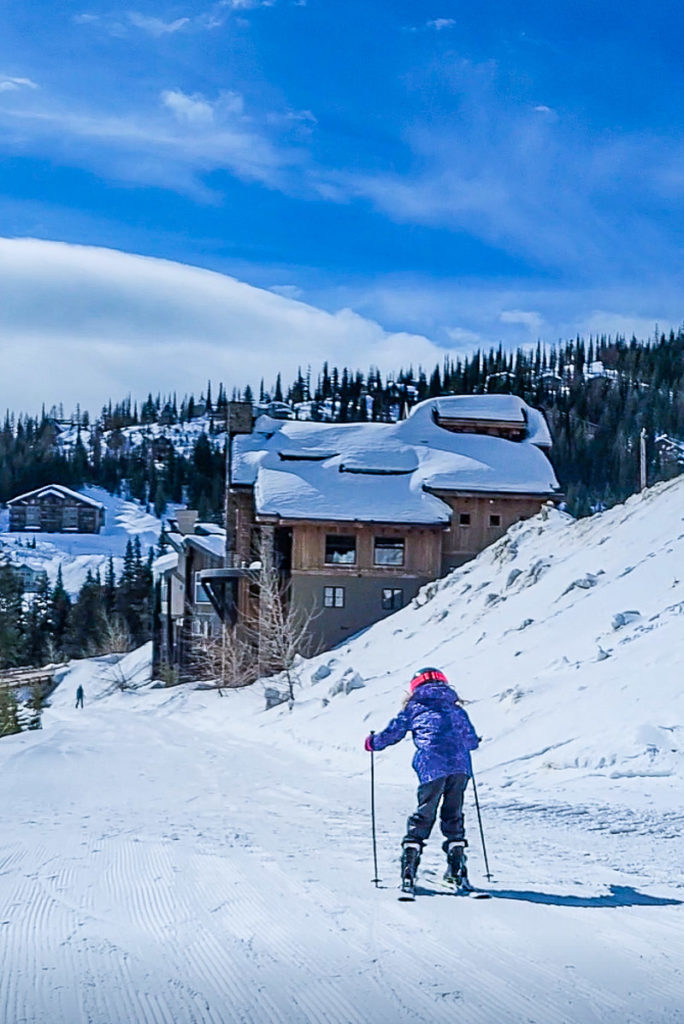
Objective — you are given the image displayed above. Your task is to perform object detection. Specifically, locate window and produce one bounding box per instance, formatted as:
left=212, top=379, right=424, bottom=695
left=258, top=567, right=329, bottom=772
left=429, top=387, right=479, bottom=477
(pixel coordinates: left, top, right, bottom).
left=489, top=514, right=501, bottom=528
left=26, top=506, right=40, bottom=528
left=374, top=536, right=405, bottom=566
left=63, top=507, right=79, bottom=530
left=459, top=513, right=471, bottom=526
left=382, top=588, right=404, bottom=611
left=325, top=534, right=356, bottom=565
left=194, top=577, right=211, bottom=604
left=324, top=586, right=345, bottom=608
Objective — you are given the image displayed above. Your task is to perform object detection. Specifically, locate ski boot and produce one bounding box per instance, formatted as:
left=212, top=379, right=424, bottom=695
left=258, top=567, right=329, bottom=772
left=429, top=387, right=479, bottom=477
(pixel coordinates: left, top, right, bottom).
left=444, top=840, right=469, bottom=888
left=400, top=841, right=422, bottom=898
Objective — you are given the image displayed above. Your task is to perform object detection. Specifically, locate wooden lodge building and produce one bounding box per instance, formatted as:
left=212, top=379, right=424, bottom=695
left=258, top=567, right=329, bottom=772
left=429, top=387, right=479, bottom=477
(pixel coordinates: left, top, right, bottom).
left=157, top=395, right=560, bottom=667
left=8, top=485, right=105, bottom=534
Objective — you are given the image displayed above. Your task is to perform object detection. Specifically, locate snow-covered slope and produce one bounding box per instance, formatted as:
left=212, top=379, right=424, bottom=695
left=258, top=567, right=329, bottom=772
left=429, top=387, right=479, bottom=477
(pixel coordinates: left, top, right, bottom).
left=0, top=486, right=162, bottom=595
left=0, top=480, right=682, bottom=1023
left=286, top=474, right=684, bottom=813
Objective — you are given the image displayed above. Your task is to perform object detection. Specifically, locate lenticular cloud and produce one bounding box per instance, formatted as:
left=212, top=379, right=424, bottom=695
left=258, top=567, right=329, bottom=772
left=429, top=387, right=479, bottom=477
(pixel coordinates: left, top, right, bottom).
left=0, top=237, right=443, bottom=413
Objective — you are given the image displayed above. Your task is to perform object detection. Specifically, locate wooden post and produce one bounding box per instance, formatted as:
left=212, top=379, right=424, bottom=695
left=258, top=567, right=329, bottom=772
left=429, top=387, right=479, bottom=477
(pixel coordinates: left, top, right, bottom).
left=640, top=428, right=647, bottom=491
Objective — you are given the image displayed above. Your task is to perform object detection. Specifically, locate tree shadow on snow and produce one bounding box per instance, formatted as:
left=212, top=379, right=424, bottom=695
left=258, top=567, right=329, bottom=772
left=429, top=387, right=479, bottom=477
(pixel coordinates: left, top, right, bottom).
left=482, top=884, right=681, bottom=908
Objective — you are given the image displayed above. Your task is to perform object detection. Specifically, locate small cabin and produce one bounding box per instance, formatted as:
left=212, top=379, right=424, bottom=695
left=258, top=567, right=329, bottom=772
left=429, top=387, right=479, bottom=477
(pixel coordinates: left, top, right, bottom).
left=8, top=485, right=105, bottom=534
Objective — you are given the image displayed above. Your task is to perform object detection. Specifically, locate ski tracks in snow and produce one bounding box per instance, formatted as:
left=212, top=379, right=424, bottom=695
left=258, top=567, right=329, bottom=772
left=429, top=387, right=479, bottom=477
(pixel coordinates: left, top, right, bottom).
left=0, top=701, right=682, bottom=1023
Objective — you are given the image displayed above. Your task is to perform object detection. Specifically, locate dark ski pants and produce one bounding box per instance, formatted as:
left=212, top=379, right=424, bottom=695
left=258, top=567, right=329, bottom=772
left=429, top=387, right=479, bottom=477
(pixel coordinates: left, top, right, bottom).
left=403, top=772, right=469, bottom=850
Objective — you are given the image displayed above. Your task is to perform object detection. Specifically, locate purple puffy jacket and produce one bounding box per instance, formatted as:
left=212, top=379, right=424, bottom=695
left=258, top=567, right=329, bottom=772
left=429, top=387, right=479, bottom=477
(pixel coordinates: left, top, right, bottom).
left=371, top=682, right=479, bottom=784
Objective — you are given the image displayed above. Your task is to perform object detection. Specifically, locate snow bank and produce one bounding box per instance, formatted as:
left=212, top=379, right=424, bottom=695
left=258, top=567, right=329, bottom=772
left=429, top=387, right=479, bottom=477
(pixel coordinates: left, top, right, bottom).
left=251, top=475, right=684, bottom=812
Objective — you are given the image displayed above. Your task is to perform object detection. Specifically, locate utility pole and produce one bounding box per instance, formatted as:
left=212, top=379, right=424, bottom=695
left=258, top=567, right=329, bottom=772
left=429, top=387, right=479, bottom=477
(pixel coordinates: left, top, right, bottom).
left=224, top=403, right=234, bottom=568
left=640, top=428, right=647, bottom=491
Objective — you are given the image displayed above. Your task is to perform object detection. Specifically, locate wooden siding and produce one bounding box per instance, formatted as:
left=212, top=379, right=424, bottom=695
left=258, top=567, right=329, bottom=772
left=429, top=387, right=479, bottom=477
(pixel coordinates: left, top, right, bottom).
left=433, top=491, right=547, bottom=573
left=289, top=521, right=443, bottom=578
left=435, top=415, right=526, bottom=442
left=9, top=493, right=104, bottom=533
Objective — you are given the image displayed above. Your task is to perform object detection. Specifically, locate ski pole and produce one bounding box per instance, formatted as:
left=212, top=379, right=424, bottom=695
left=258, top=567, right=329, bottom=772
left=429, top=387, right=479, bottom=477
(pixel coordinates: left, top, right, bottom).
left=369, top=731, right=380, bottom=886
left=471, top=768, right=492, bottom=882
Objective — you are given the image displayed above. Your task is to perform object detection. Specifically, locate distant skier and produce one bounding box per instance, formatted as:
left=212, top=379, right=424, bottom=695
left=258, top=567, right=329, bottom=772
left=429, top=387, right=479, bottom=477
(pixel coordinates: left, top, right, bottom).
left=364, top=667, right=480, bottom=892
left=75, top=685, right=84, bottom=709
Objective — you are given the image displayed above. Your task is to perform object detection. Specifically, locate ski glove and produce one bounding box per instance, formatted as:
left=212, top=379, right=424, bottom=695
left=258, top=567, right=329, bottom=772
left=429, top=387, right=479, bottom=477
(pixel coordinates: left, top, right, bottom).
left=364, top=735, right=374, bottom=752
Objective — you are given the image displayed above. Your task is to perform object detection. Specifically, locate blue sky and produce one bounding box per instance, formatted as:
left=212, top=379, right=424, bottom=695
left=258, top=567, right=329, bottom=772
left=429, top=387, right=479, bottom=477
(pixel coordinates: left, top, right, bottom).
left=1, top=1, right=683, bottom=408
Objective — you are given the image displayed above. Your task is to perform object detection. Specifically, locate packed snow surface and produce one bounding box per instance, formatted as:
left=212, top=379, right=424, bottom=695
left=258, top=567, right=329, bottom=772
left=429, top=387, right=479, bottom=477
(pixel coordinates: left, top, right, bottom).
left=1, top=479, right=683, bottom=1022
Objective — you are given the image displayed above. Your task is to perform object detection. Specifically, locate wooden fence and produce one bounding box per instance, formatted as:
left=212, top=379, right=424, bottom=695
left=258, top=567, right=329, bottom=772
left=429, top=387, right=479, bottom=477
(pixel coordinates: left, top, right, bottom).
left=0, top=665, right=62, bottom=691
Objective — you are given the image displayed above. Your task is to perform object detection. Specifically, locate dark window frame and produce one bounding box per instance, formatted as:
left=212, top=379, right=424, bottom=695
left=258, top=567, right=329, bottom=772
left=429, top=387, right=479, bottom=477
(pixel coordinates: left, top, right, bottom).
left=324, top=585, right=345, bottom=608
left=458, top=513, right=471, bottom=526
left=381, top=587, right=404, bottom=611
left=373, top=536, right=405, bottom=566
left=324, top=534, right=357, bottom=566
left=489, top=513, right=502, bottom=528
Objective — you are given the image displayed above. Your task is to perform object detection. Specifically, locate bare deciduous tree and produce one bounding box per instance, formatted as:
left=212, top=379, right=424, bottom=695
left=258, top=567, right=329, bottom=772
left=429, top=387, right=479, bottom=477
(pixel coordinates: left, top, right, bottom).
left=189, top=624, right=257, bottom=693
left=101, top=615, right=133, bottom=655
left=244, top=530, right=319, bottom=704
left=188, top=529, right=319, bottom=704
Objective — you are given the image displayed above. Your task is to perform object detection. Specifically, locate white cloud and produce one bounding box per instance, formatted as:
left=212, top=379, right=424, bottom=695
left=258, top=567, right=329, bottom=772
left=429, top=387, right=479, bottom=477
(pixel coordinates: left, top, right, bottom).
left=580, top=311, right=661, bottom=342
left=0, top=76, right=38, bottom=93
left=269, top=284, right=304, bottom=299
left=307, top=275, right=680, bottom=358
left=227, top=0, right=276, bottom=8
left=426, top=18, right=456, bottom=30
left=161, top=89, right=216, bottom=125
left=0, top=88, right=297, bottom=198
left=445, top=326, right=485, bottom=347
left=127, top=13, right=191, bottom=36
left=74, top=5, right=257, bottom=37
left=499, top=309, right=544, bottom=332
left=0, top=238, right=447, bottom=413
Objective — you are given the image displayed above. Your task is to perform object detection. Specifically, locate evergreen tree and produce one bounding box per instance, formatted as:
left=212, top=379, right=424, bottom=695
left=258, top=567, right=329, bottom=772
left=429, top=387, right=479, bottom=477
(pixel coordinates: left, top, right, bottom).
left=64, top=569, right=107, bottom=657
left=0, top=562, right=25, bottom=668
left=50, top=565, right=72, bottom=655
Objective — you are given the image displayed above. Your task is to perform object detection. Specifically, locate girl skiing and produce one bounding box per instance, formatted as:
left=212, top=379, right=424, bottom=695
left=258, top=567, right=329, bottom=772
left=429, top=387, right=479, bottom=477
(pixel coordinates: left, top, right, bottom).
left=364, top=667, right=480, bottom=890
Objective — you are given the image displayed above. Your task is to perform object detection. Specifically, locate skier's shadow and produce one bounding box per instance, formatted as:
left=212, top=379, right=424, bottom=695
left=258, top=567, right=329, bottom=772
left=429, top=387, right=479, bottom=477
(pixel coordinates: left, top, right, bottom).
left=475, top=884, right=681, bottom=908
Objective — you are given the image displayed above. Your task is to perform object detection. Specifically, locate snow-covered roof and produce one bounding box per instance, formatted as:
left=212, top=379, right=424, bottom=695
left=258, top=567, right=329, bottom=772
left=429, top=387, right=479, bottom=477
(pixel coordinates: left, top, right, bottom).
left=431, top=394, right=527, bottom=422
left=233, top=396, right=559, bottom=524
left=153, top=551, right=179, bottom=580
left=186, top=534, right=226, bottom=560
left=428, top=394, right=552, bottom=447
left=7, top=484, right=105, bottom=509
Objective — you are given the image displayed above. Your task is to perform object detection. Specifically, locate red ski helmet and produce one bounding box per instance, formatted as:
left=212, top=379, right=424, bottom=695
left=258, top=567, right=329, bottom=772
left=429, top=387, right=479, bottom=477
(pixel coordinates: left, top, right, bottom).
left=409, top=667, right=449, bottom=693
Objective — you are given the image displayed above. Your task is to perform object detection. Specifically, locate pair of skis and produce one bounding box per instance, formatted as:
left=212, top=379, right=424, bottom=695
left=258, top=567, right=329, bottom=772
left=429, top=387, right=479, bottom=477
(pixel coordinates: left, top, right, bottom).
left=398, top=875, right=491, bottom=901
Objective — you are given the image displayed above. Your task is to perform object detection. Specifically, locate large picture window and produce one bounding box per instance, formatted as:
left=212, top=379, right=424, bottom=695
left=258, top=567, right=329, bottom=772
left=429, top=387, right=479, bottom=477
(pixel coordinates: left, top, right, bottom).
left=324, top=586, right=345, bottom=608
left=373, top=536, right=405, bottom=566
left=382, top=588, right=404, bottom=611
left=325, top=534, right=356, bottom=565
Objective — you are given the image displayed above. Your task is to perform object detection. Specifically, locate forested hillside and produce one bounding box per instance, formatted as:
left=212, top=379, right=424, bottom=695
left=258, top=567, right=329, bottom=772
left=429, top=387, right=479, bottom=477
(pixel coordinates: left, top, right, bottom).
left=1, top=330, right=684, bottom=524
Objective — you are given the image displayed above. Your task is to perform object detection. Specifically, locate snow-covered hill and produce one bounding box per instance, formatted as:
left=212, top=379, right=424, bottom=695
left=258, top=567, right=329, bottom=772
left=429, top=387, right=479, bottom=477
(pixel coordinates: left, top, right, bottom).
left=288, top=474, right=684, bottom=813
left=0, top=486, right=162, bottom=595
left=0, top=480, right=682, bottom=1023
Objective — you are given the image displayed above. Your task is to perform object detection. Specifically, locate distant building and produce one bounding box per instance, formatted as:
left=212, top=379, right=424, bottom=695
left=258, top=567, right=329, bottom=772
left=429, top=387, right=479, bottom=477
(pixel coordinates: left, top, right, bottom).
left=155, top=395, right=561, bottom=668
left=219, top=395, right=559, bottom=651
left=7, top=485, right=105, bottom=534
left=16, top=565, right=49, bottom=592
left=155, top=514, right=225, bottom=672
